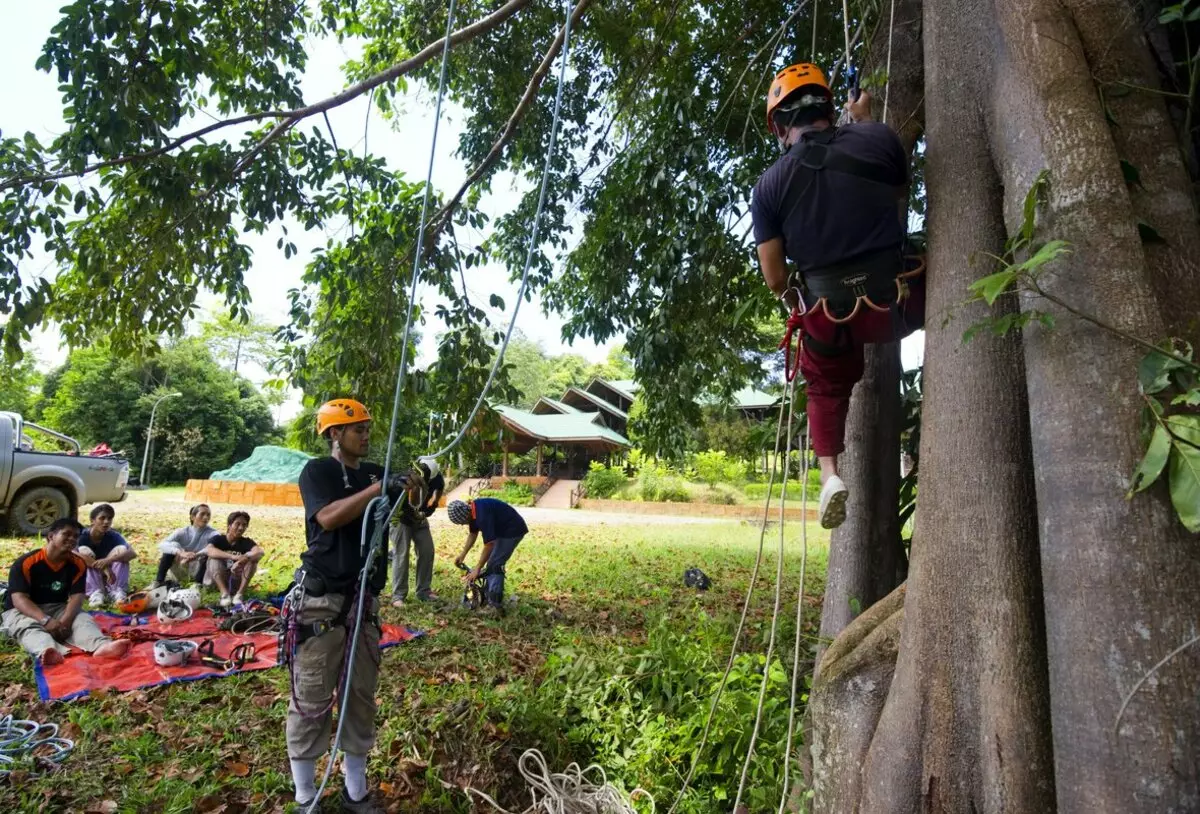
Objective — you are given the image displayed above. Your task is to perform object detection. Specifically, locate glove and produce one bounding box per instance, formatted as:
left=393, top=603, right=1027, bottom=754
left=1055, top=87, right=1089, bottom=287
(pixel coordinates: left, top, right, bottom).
left=385, top=472, right=411, bottom=497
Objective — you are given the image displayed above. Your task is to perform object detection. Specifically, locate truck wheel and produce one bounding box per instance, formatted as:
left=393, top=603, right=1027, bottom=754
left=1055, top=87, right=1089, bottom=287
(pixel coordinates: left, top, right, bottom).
left=11, top=486, right=72, bottom=536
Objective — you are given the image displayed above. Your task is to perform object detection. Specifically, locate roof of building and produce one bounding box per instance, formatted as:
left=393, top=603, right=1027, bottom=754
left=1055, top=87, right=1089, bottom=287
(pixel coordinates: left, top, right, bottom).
left=561, top=387, right=630, bottom=420
left=602, top=379, right=640, bottom=399
left=493, top=404, right=631, bottom=448
left=531, top=397, right=581, bottom=415
left=598, top=378, right=779, bottom=410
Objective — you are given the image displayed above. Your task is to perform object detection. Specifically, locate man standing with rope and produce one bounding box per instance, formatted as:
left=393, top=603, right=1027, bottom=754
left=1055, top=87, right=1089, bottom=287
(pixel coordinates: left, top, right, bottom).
left=285, top=398, right=410, bottom=812
left=752, top=63, right=923, bottom=529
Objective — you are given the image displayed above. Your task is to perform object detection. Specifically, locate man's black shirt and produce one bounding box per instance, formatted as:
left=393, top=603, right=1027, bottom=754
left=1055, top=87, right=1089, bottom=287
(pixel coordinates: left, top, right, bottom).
left=751, top=122, right=907, bottom=275
left=297, top=456, right=385, bottom=592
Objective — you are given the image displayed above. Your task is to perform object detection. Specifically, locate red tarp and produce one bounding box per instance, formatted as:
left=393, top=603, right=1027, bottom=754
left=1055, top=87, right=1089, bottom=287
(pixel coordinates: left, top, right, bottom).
left=32, top=608, right=422, bottom=701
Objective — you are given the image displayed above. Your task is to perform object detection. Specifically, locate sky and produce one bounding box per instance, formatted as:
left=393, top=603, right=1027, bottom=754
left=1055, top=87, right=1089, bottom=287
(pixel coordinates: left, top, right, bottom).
left=1, top=6, right=923, bottom=422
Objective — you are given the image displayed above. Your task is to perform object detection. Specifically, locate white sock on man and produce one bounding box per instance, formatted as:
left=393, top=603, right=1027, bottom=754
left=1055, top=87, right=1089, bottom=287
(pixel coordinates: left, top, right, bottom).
left=290, top=758, right=317, bottom=804
left=343, top=752, right=368, bottom=801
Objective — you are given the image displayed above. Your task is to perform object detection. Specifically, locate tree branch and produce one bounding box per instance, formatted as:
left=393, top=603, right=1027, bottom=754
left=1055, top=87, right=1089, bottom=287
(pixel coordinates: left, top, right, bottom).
left=425, top=0, right=597, bottom=241
left=1, top=0, right=533, bottom=193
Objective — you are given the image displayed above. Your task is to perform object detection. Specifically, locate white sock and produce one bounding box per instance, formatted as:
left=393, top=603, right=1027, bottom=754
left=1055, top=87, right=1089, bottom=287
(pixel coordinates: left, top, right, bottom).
left=290, top=758, right=316, bottom=804
left=343, top=752, right=368, bottom=802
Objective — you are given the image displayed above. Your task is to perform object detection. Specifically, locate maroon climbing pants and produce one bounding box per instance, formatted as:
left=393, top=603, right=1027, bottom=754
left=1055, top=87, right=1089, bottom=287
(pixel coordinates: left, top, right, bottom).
left=800, top=277, right=925, bottom=458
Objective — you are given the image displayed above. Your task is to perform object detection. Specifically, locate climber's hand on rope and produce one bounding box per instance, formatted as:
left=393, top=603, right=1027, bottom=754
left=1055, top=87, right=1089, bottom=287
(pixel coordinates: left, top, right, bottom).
left=845, top=89, right=873, bottom=123
left=385, top=472, right=413, bottom=498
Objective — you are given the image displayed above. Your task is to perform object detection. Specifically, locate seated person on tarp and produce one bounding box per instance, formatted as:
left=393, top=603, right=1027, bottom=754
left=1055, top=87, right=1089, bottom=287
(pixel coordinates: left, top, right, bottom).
left=448, top=498, right=528, bottom=615
left=204, top=511, right=264, bottom=608
left=151, top=503, right=218, bottom=588
left=1, top=518, right=131, bottom=664
left=76, top=503, right=137, bottom=608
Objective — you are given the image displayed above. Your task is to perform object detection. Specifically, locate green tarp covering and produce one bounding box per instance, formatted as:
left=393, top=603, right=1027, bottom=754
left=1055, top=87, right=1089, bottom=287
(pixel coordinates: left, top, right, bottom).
left=210, top=445, right=313, bottom=483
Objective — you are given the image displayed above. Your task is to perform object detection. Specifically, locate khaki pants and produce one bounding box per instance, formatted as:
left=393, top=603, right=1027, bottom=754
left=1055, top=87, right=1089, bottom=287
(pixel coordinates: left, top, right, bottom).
left=285, top=592, right=381, bottom=760
left=391, top=520, right=434, bottom=600
left=1, top=603, right=110, bottom=657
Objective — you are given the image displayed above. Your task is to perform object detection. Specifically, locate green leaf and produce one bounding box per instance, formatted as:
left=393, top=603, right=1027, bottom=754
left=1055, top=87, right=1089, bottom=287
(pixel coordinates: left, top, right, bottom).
left=1168, top=440, right=1200, bottom=532
left=1128, top=424, right=1172, bottom=496
left=1020, top=170, right=1050, bottom=244
left=1172, top=389, right=1200, bottom=407
left=968, top=270, right=1018, bottom=305
left=1139, top=347, right=1186, bottom=394
left=1017, top=240, right=1072, bottom=276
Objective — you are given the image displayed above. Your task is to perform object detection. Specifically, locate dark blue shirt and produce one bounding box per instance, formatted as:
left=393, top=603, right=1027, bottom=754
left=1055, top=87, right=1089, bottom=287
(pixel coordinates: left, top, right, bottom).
left=751, top=122, right=907, bottom=274
left=77, top=529, right=129, bottom=560
left=470, top=498, right=528, bottom=542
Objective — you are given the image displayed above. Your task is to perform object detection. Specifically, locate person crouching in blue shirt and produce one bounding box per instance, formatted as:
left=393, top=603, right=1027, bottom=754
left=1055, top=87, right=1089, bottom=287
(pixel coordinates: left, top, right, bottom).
left=448, top=498, right=527, bottom=615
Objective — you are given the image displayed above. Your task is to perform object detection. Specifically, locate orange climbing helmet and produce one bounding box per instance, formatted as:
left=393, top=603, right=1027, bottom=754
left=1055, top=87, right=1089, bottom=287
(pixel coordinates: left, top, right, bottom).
left=766, top=63, right=832, bottom=126
left=316, top=398, right=372, bottom=435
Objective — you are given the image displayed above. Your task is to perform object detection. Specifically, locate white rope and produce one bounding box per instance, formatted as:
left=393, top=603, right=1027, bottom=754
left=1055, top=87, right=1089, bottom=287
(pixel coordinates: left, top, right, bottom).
left=665, top=379, right=794, bottom=814
left=429, top=0, right=578, bottom=461
left=778, top=416, right=811, bottom=813
left=468, top=748, right=655, bottom=813
left=733, top=375, right=799, bottom=810
left=841, top=0, right=853, bottom=77
left=882, top=0, right=896, bottom=123
left=811, top=0, right=819, bottom=61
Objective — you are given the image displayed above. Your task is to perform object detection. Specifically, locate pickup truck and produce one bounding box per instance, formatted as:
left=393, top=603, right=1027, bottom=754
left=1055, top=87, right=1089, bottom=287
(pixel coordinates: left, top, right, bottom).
left=0, top=412, right=129, bottom=535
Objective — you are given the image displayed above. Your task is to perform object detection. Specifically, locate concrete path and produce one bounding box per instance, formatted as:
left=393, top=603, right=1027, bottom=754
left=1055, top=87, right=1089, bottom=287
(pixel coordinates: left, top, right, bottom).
left=535, top=479, right=579, bottom=509
left=444, top=477, right=482, bottom=502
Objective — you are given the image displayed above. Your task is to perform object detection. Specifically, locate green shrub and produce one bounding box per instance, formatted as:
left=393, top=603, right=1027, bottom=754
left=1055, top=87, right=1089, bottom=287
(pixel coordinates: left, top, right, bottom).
left=656, top=477, right=692, bottom=503
left=478, top=480, right=536, bottom=506
left=583, top=462, right=628, bottom=498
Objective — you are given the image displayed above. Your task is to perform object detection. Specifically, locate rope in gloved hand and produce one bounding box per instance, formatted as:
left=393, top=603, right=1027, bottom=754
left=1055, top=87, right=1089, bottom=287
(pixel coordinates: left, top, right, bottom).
left=467, top=748, right=654, bottom=814
left=0, top=715, right=73, bottom=776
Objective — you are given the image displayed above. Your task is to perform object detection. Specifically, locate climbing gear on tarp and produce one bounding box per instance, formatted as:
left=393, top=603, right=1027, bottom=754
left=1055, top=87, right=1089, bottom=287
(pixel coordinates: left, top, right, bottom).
left=153, top=639, right=199, bottom=667
left=683, top=567, right=712, bottom=591
left=219, top=611, right=282, bottom=636
left=157, top=597, right=194, bottom=624
left=197, top=639, right=257, bottom=672
left=118, top=584, right=171, bottom=614
left=0, top=715, right=73, bottom=776
left=168, top=586, right=203, bottom=612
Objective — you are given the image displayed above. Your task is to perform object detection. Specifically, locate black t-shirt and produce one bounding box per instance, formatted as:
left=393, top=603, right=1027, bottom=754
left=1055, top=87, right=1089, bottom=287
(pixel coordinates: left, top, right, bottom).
left=210, top=535, right=256, bottom=556
left=752, top=122, right=907, bottom=274
left=298, top=457, right=385, bottom=590
left=4, top=550, right=87, bottom=611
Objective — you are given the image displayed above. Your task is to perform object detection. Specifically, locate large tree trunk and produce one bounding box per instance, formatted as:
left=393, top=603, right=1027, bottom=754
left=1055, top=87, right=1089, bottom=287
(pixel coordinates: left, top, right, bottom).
left=993, top=0, right=1200, bottom=809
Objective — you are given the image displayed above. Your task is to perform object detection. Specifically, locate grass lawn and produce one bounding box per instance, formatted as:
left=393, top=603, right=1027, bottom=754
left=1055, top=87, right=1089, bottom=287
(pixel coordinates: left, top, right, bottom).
left=0, top=491, right=829, bottom=813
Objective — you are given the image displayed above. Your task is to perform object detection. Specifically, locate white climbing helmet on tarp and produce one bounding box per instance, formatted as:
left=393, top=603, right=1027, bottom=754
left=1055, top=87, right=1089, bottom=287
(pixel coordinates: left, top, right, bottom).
left=153, top=639, right=199, bottom=667
left=168, top=586, right=202, bottom=612
left=117, top=584, right=170, bottom=614
left=157, top=598, right=194, bottom=624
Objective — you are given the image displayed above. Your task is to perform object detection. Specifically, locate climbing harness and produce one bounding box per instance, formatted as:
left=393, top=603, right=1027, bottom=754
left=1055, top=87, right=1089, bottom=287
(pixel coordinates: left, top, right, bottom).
left=0, top=715, right=73, bottom=776
left=456, top=562, right=486, bottom=611
left=467, top=748, right=654, bottom=814
left=196, top=639, right=257, bottom=672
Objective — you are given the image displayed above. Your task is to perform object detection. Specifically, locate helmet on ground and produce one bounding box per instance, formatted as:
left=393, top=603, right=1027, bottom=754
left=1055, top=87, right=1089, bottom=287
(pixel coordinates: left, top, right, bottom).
left=315, top=399, right=372, bottom=436
left=118, top=585, right=170, bottom=614
left=766, top=63, right=832, bottom=126
left=418, top=456, right=440, bottom=481
left=154, top=639, right=199, bottom=667
left=683, top=567, right=712, bottom=591
left=158, top=598, right=194, bottom=624
left=447, top=500, right=471, bottom=525
left=168, top=586, right=202, bottom=612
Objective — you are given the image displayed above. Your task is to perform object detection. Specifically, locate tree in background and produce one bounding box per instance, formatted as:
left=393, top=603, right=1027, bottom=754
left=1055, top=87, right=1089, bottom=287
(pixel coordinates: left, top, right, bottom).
left=199, top=307, right=278, bottom=373
left=39, top=339, right=277, bottom=482
left=0, top=343, right=44, bottom=416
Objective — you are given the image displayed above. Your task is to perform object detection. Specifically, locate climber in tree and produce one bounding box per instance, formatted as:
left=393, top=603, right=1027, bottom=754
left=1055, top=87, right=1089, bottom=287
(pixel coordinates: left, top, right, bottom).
left=752, top=63, right=924, bottom=529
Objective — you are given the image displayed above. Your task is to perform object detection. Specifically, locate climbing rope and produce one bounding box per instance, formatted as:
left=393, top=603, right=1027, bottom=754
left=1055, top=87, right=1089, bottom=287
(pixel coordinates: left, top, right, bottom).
left=666, top=377, right=795, bottom=813
left=428, top=0, right=577, bottom=461
left=733, top=374, right=801, bottom=811
left=468, top=748, right=654, bottom=813
left=778, top=423, right=812, bottom=813
left=0, top=715, right=73, bottom=776
left=882, top=0, right=897, bottom=123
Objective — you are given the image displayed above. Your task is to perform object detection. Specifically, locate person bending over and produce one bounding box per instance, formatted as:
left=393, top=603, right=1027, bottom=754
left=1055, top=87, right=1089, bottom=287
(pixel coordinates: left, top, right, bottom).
left=390, top=456, right=445, bottom=608
left=151, top=503, right=218, bottom=588
left=204, top=511, right=264, bottom=607
left=448, top=498, right=528, bottom=616
left=76, top=503, right=137, bottom=607
left=1, top=518, right=131, bottom=664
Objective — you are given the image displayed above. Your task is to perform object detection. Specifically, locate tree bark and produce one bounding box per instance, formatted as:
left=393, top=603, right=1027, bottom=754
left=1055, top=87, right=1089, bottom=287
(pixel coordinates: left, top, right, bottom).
left=993, top=0, right=1200, bottom=809
left=813, top=0, right=1057, bottom=811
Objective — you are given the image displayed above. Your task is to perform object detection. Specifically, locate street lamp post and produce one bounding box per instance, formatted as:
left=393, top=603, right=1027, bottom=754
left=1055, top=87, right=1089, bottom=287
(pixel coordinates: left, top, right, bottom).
left=140, top=392, right=182, bottom=488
